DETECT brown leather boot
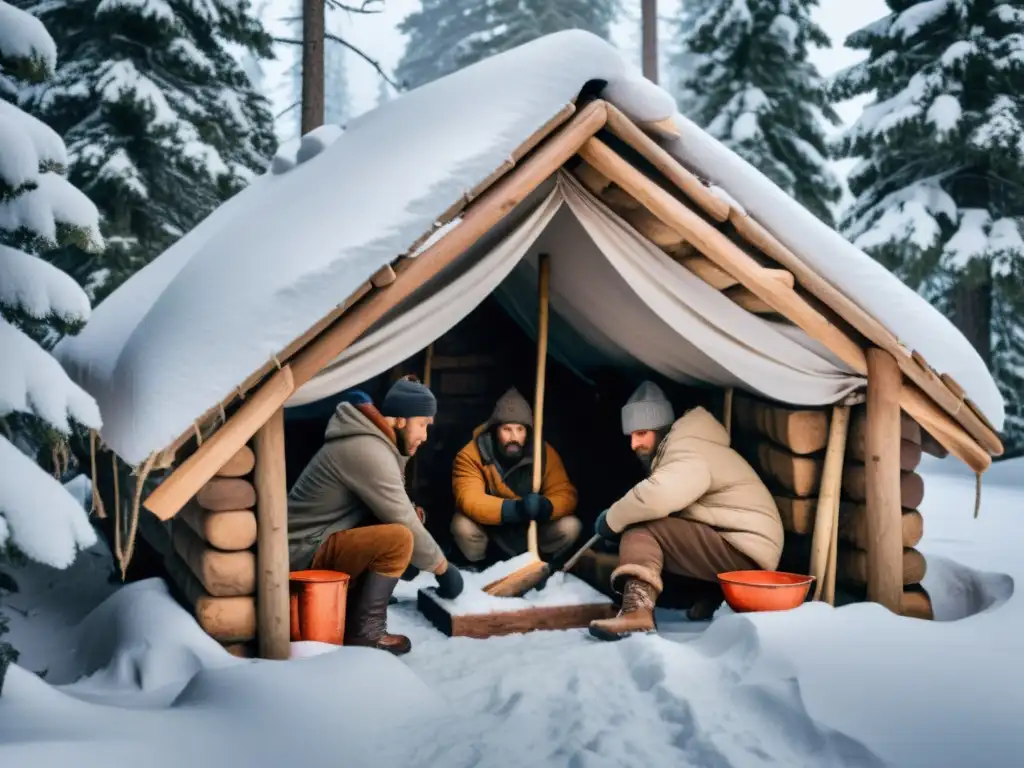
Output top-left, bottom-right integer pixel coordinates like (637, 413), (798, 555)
(345, 573), (412, 655)
(589, 577), (658, 641)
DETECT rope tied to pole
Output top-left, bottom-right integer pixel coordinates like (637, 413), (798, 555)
(118, 453), (158, 580)
(974, 471), (982, 519)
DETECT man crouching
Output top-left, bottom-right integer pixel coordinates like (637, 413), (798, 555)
(589, 381), (783, 640)
(287, 378), (463, 655)
(451, 387), (581, 567)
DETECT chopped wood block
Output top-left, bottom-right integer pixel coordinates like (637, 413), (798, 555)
(417, 588), (616, 639)
(165, 552), (256, 643)
(572, 161), (611, 196)
(920, 429), (949, 459)
(620, 206), (686, 247)
(172, 520), (256, 597)
(757, 442), (822, 496)
(838, 503), (923, 549)
(179, 502), (257, 551)
(901, 586), (934, 621)
(849, 408), (922, 447)
(601, 184), (642, 211)
(843, 436), (925, 473)
(843, 464), (925, 509)
(197, 477), (256, 512)
(774, 496), (923, 549)
(837, 547), (926, 587)
(216, 445), (255, 478)
(222, 642), (254, 658)
(736, 398), (830, 455)
(678, 254), (738, 290)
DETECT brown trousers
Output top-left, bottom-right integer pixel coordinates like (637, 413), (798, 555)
(614, 516), (758, 604)
(310, 523), (414, 579)
(450, 511), (582, 563)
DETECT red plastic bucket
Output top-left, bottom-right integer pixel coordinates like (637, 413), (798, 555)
(289, 569), (351, 644)
(718, 570), (815, 613)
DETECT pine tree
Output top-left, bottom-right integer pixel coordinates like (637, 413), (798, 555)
(833, 1), (1024, 451)
(17, 0), (277, 303)
(395, 0), (621, 91)
(375, 77), (393, 108)
(668, 0), (716, 115)
(284, 1), (351, 137)
(671, 0), (842, 226)
(0, 0), (103, 694)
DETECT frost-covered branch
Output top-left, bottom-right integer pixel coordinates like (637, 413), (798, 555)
(273, 34), (400, 89)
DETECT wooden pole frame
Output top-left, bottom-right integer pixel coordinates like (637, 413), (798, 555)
(253, 407), (290, 659)
(865, 349), (904, 613)
(809, 404), (851, 603)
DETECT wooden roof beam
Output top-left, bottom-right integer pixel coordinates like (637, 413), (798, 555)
(143, 100), (611, 519)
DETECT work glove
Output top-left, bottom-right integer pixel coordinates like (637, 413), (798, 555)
(400, 564), (420, 582)
(522, 493), (554, 522)
(595, 509), (619, 542)
(434, 561), (464, 600)
(500, 498), (529, 525)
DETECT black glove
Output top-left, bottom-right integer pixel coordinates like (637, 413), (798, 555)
(399, 564), (420, 582)
(435, 562), (464, 600)
(500, 498), (529, 525)
(595, 509), (619, 542)
(522, 493), (554, 522)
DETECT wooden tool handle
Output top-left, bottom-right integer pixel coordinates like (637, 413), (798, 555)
(561, 534), (601, 574)
(528, 253), (551, 558)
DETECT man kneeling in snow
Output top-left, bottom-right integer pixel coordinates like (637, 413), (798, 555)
(450, 387), (581, 567)
(589, 381), (783, 641)
(287, 378), (464, 655)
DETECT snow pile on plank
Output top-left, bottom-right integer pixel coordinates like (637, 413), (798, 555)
(54, 29), (1004, 468)
(418, 553), (612, 616)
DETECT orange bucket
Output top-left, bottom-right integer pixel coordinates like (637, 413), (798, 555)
(718, 570), (815, 613)
(289, 570), (351, 644)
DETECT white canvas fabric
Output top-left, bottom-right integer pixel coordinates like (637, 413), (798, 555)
(289, 172), (864, 409)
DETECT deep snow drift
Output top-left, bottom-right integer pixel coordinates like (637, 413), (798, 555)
(2, 457), (1021, 767)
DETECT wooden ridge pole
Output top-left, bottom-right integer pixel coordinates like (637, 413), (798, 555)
(865, 349), (904, 612)
(253, 407), (290, 659)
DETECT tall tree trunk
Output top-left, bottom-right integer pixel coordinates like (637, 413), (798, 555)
(301, 0), (325, 134)
(951, 267), (993, 369)
(642, 0), (658, 84)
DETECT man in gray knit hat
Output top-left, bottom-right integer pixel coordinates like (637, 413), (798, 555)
(451, 387), (581, 566)
(589, 380), (783, 641)
(287, 376), (463, 656)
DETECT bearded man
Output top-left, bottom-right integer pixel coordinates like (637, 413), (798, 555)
(451, 387), (581, 566)
(287, 378), (463, 656)
(588, 381), (783, 641)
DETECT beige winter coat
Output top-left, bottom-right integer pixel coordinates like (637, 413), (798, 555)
(606, 407), (783, 571)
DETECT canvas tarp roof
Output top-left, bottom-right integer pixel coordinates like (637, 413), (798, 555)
(52, 30), (1002, 465)
(291, 172), (863, 408)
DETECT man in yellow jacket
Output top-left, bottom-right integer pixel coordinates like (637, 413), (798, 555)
(589, 381), (784, 640)
(451, 387), (581, 566)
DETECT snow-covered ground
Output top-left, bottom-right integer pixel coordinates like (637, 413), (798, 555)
(2, 456), (1020, 767)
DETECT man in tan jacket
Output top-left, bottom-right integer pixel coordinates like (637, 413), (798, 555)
(589, 381), (783, 641)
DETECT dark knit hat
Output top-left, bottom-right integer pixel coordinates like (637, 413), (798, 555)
(487, 387), (533, 428)
(381, 377), (437, 418)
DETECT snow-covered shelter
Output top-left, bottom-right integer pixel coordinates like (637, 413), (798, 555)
(56, 31), (1005, 658)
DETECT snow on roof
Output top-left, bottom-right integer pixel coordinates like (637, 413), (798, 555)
(55, 30), (1003, 466)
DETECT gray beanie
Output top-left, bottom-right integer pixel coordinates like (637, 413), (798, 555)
(488, 387), (533, 428)
(621, 381), (674, 435)
(381, 378), (437, 418)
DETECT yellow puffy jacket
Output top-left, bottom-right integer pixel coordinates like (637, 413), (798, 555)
(452, 424), (578, 525)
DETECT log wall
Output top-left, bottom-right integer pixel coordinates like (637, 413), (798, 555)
(734, 393), (933, 617)
(161, 445), (260, 650)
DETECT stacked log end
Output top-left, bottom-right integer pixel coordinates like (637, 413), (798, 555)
(163, 445), (259, 643)
(734, 395), (932, 618)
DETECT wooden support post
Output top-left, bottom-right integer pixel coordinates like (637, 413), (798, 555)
(865, 349), (904, 613)
(809, 404), (850, 602)
(253, 408), (290, 660)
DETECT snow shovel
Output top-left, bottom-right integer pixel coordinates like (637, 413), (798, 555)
(483, 253), (553, 598)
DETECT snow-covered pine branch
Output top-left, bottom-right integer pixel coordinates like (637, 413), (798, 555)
(669, 0), (842, 228)
(0, 0), (102, 573)
(19, 0), (276, 302)
(832, 0), (1024, 451)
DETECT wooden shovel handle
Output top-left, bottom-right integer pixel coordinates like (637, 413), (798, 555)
(528, 253), (551, 558)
